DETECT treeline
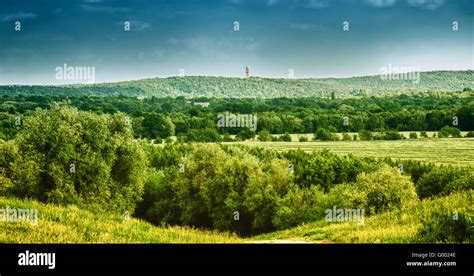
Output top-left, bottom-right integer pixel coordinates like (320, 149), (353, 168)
(1, 104), (472, 240)
(0, 70), (472, 98)
(1, 91), (473, 141)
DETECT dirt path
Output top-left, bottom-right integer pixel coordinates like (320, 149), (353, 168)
(250, 239), (331, 244)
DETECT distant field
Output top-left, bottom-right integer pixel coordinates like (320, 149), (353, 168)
(234, 138), (474, 167)
(271, 131), (469, 141)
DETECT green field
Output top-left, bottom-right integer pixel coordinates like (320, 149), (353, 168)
(234, 138), (474, 167)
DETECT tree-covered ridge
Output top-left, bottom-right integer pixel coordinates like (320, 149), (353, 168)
(1, 70), (472, 98)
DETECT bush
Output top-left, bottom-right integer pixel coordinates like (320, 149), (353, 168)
(139, 144), (293, 235)
(185, 128), (221, 142)
(273, 185), (327, 229)
(416, 168), (474, 198)
(354, 165), (418, 214)
(383, 130), (402, 140)
(409, 132), (418, 139)
(222, 133), (234, 142)
(258, 130), (272, 142)
(417, 207), (473, 243)
(420, 131), (428, 138)
(278, 133), (292, 142)
(315, 128), (336, 141)
(0, 140), (18, 195)
(465, 131), (474, 138)
(284, 149), (376, 191)
(342, 133), (352, 141)
(8, 103), (148, 213)
(438, 126), (461, 138)
(358, 130), (372, 140)
(298, 135), (308, 142)
(236, 128), (257, 141)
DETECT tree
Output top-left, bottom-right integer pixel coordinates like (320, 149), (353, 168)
(9, 103), (147, 213)
(258, 130), (272, 142)
(383, 130), (402, 140)
(278, 133), (292, 142)
(438, 126), (461, 138)
(358, 130), (373, 141)
(314, 128), (335, 141)
(140, 113), (175, 139)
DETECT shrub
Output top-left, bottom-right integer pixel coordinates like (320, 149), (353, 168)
(420, 131), (428, 138)
(285, 150), (376, 191)
(0, 140), (18, 195)
(342, 133), (352, 141)
(236, 128), (257, 141)
(383, 130), (402, 140)
(415, 167), (472, 198)
(278, 133), (292, 142)
(438, 126), (461, 138)
(465, 131), (474, 138)
(185, 128), (221, 142)
(358, 130), (372, 140)
(315, 128), (336, 141)
(258, 130), (272, 142)
(8, 103), (148, 213)
(417, 208), (473, 243)
(139, 144), (293, 235)
(298, 135), (308, 142)
(409, 132), (418, 139)
(222, 133), (234, 142)
(354, 165), (418, 214)
(273, 185), (327, 229)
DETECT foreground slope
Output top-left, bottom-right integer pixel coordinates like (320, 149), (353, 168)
(0, 197), (242, 243)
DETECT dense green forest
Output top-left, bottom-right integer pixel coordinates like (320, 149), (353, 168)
(1, 90), (473, 141)
(0, 70), (472, 98)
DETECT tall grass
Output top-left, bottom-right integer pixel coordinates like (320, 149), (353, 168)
(0, 197), (242, 243)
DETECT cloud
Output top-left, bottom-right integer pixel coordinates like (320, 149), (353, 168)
(81, 4), (129, 13)
(366, 0), (445, 9)
(407, 0), (444, 10)
(290, 23), (326, 31)
(129, 20), (150, 31)
(303, 0), (329, 9)
(0, 12), (37, 22)
(290, 23), (314, 30)
(230, 0), (331, 9)
(366, 0), (396, 7)
(267, 0), (279, 6)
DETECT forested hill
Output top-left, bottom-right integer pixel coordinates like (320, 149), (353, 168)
(1, 70), (472, 98)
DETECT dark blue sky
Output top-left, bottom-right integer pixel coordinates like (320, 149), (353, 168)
(0, 0), (472, 84)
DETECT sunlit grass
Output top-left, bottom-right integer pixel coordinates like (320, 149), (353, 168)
(0, 197), (243, 243)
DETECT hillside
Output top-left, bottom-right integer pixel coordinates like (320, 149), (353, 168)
(1, 190), (472, 244)
(0, 197), (242, 243)
(0, 70), (472, 98)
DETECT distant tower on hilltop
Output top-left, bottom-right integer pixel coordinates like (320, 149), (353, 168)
(245, 66), (250, 79)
